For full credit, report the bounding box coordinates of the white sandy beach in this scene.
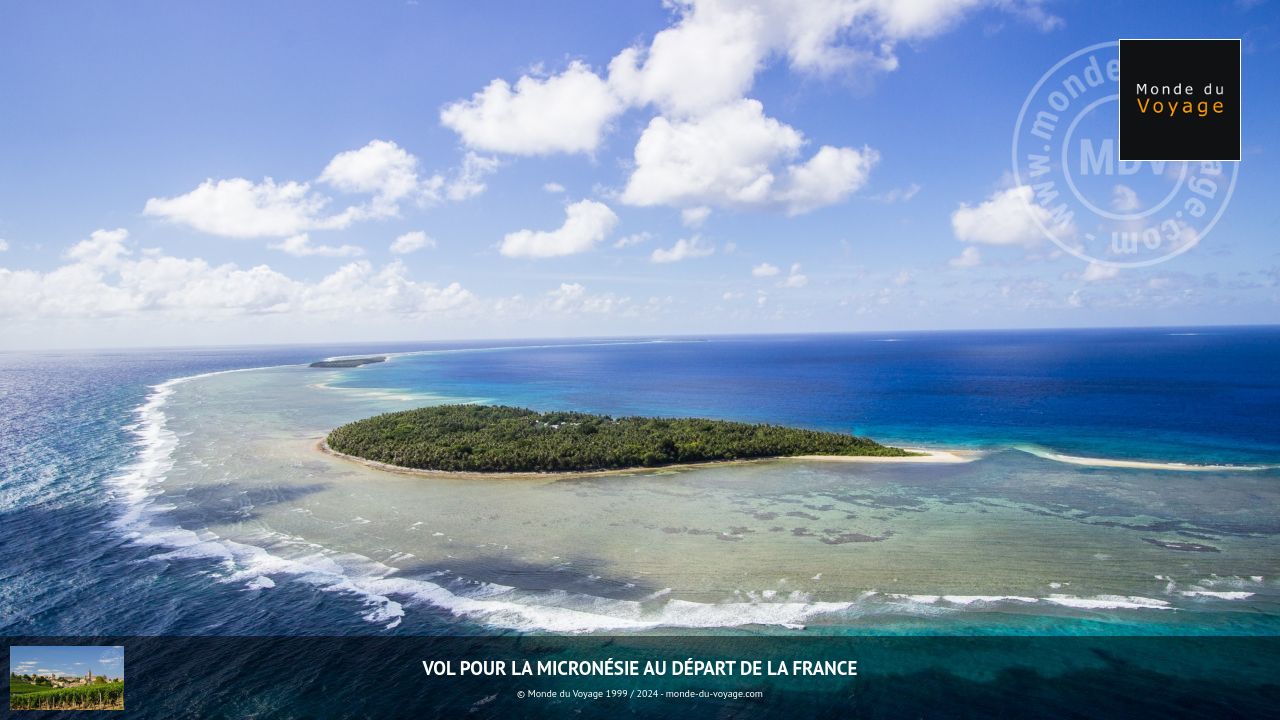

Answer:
[790,448,983,464]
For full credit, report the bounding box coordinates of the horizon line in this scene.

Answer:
[3,321,1278,355]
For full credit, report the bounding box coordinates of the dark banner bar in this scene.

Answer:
[6,636,1279,718]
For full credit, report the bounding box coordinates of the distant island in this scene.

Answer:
[324,404,913,473]
[309,356,387,368]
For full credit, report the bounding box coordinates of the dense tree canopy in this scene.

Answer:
[326,404,911,473]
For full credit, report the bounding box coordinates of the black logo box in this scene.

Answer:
[1119,39,1241,162]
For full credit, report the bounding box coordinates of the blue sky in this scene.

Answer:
[0,1,1277,349]
[10,645,124,679]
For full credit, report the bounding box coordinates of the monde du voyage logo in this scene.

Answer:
[1012,39,1241,268]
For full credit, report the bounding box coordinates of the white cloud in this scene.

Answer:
[66,228,131,267]
[681,206,712,227]
[622,100,801,208]
[870,182,922,203]
[390,231,436,254]
[752,262,780,277]
[0,239,8,251]
[296,261,473,315]
[544,282,629,314]
[500,199,618,258]
[613,231,651,248]
[951,185,1073,247]
[777,144,879,215]
[0,229,474,321]
[605,0,1058,117]
[998,0,1064,32]
[777,262,808,287]
[436,0,1058,224]
[268,233,364,258]
[440,61,623,155]
[319,140,428,210]
[146,140,484,239]
[439,1,1055,218]
[445,152,500,201]
[1111,184,1140,212]
[621,100,875,214]
[143,178,351,239]
[949,246,982,268]
[651,235,714,263]
[542,182,566,194]
[607,2,766,117]
[1081,262,1120,282]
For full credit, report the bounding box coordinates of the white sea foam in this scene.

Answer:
[938,595,1039,606]
[1196,574,1267,589]
[883,592,1174,611]
[1180,590,1255,600]
[884,594,1038,606]
[1045,594,1171,610]
[1014,445,1271,472]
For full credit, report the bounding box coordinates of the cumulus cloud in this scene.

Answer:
[439,1,1056,223]
[777,262,808,288]
[949,246,982,268]
[651,235,714,263]
[143,178,351,239]
[752,262,780,277]
[432,0,1060,237]
[500,199,618,258]
[320,140,494,208]
[613,231,651,248]
[492,283,639,320]
[145,140,485,239]
[607,2,767,117]
[681,206,712,227]
[542,182,566,194]
[440,61,623,155]
[0,229,473,321]
[951,185,1073,247]
[605,0,1055,117]
[390,231,436,254]
[319,139,430,209]
[1081,263,1120,282]
[621,100,875,214]
[66,228,131,267]
[445,152,500,201]
[449,0,1055,127]
[1111,184,1140,212]
[0,239,8,251]
[268,233,364,258]
[545,282,629,314]
[777,144,879,215]
[622,100,801,208]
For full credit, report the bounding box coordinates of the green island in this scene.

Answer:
[325,404,913,473]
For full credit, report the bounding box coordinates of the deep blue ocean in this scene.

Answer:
[2,328,1278,638]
